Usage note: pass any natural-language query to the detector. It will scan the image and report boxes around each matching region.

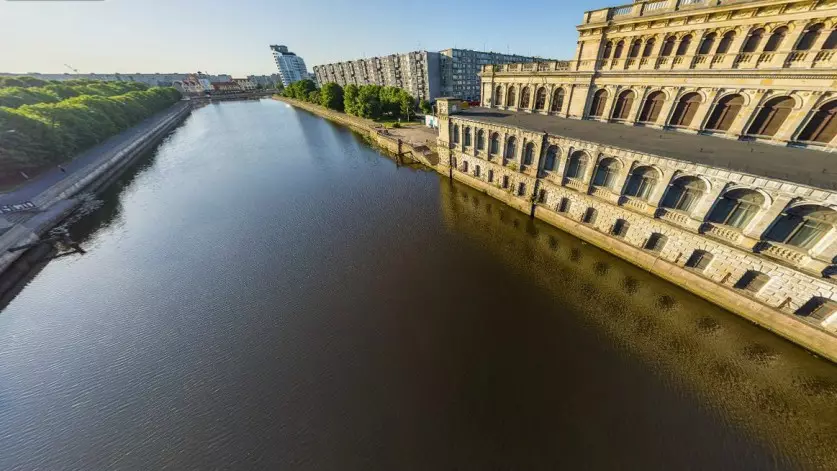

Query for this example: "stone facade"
[436,95,837,339]
[479,0,837,150]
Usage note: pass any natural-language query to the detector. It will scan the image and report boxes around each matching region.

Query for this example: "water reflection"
[438,179,837,469]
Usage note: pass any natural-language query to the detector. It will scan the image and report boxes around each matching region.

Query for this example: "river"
[1,99,836,470]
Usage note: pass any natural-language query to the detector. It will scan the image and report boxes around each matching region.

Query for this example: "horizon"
[0,0,615,77]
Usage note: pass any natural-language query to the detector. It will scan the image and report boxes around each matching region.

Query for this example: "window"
[746,96,794,138]
[735,270,770,293]
[462,161,468,173]
[602,41,614,59]
[520,87,531,108]
[669,92,703,127]
[764,27,788,52]
[742,28,765,53]
[506,86,516,107]
[624,166,658,201]
[543,145,558,171]
[716,31,735,54]
[488,169,494,183]
[476,130,485,150]
[538,189,547,203]
[708,189,764,229]
[583,207,598,224]
[642,38,656,58]
[489,133,500,155]
[523,142,535,166]
[558,197,571,213]
[796,297,837,320]
[535,87,547,110]
[505,136,517,161]
[661,176,705,213]
[464,127,471,146]
[612,90,635,121]
[452,124,459,144]
[698,32,716,55]
[502,175,510,189]
[765,205,836,250]
[638,91,665,124]
[551,88,565,113]
[612,219,630,238]
[592,158,620,189]
[494,86,503,106]
[613,40,625,59]
[705,94,744,132]
[589,89,608,118]
[566,151,589,179]
[795,23,824,51]
[675,35,692,56]
[685,250,713,271]
[628,39,642,58]
[661,36,677,56]
[796,100,837,144]
[644,233,667,252]
[517,182,527,196]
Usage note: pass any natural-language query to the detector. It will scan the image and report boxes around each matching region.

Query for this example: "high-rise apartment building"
[270,45,311,86]
[312,49,547,102]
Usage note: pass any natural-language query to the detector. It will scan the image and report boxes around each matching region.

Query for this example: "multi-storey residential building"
[435,0,837,345]
[233,78,257,91]
[439,49,549,101]
[270,45,311,86]
[313,49,549,102]
[248,74,282,88]
[313,51,441,101]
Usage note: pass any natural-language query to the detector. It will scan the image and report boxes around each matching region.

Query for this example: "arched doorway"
[506,86,516,108]
[746,96,795,138]
[589,89,608,118]
[612,90,636,120]
[797,100,837,144]
[669,92,703,127]
[520,87,531,109]
[705,94,744,132]
[551,88,565,113]
[494,86,503,106]
[638,91,665,124]
[535,87,547,110]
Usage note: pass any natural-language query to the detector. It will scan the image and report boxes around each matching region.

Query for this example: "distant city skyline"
[0,0,615,76]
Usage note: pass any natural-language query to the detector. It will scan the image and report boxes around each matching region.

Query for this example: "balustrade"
[704,223,743,244]
[565,178,588,192]
[622,197,649,213]
[658,208,691,227]
[758,241,810,265]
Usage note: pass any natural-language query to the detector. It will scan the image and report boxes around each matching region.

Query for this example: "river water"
[1,99,836,470]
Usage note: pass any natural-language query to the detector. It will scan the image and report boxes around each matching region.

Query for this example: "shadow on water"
[438,178,837,470]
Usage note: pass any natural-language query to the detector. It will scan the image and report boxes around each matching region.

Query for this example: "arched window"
[763,26,788,52]
[797,100,837,144]
[638,91,665,124]
[795,23,824,51]
[624,166,659,201]
[452,124,459,144]
[543,145,558,171]
[506,86,516,107]
[746,96,795,138]
[583,207,598,224]
[614,40,625,59]
[592,158,621,189]
[735,270,770,293]
[494,86,503,106]
[661,176,706,213]
[612,219,630,238]
[603,41,614,59]
[505,136,517,160]
[743,28,765,53]
[716,31,735,54]
[612,90,635,120]
[676,35,692,56]
[520,87,531,109]
[551,88,565,113]
[642,38,656,57]
[708,189,765,229]
[589,89,609,118]
[698,32,717,55]
[645,233,667,252]
[489,133,500,154]
[661,36,677,56]
[477,130,486,150]
[566,151,589,179]
[523,142,536,166]
[705,94,744,132]
[686,250,714,271]
[628,39,642,58]
[766,205,836,250]
[535,87,547,110]
[824,29,837,50]
[669,92,703,127]
[463,127,471,146]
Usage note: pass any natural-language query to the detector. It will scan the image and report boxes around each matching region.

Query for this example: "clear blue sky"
[1,0,616,76]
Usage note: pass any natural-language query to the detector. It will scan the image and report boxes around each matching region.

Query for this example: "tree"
[356,85,382,119]
[307,90,320,104]
[343,84,359,116]
[319,82,344,111]
[419,99,432,115]
[397,89,415,121]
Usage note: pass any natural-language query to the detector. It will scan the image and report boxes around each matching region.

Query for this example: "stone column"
[646,168,677,211]
[720,32,750,68]
[726,90,768,138]
[774,92,822,143]
[688,88,721,132]
[567,84,590,119]
[690,180,727,223]
[778,22,810,66]
[626,87,649,125]
[514,84,523,110]
[554,146,572,179]
[600,88,618,122]
[742,194,794,246]
[610,160,633,196]
[801,29,833,68]
[545,84,555,115]
[656,87,682,128]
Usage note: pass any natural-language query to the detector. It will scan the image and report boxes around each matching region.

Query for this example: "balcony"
[757,241,811,266]
[583,0,761,25]
[702,223,743,244]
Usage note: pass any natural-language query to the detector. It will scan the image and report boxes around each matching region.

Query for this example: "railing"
[522,63,535,71]
[622,197,648,212]
[585,0,760,25]
[643,0,668,13]
[758,241,809,265]
[612,5,633,16]
[787,51,808,63]
[590,186,612,199]
[756,52,774,65]
[672,56,685,65]
[733,53,753,68]
[814,50,834,63]
[704,223,742,244]
[565,178,587,192]
[711,54,725,66]
[680,0,705,6]
[694,55,709,65]
[658,208,691,227]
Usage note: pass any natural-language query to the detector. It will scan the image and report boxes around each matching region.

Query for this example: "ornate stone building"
[434,0,837,353]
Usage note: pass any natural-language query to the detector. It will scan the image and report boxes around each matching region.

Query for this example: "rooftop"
[455,107,837,190]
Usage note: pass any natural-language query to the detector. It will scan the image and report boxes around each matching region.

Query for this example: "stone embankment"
[0,102,193,277]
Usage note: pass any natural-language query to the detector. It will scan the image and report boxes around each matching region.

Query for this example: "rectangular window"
[583,207,598,224]
[612,219,629,238]
[645,233,667,253]
[502,175,510,189]
[685,250,713,271]
[558,197,571,213]
[488,170,494,183]
[517,182,527,196]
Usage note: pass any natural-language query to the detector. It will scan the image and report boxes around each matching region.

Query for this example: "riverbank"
[0,101,193,280]
[277,95,837,364]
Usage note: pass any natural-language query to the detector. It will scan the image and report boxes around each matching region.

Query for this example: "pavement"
[456,107,837,190]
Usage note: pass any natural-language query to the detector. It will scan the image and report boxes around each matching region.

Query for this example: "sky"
[0,0,616,77]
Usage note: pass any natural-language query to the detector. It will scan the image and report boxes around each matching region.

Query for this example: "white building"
[270,45,311,86]
[233,78,257,91]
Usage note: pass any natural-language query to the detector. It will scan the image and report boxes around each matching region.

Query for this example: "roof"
[454,107,837,190]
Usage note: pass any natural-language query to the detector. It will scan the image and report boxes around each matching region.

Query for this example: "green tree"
[343,84,359,116]
[419,99,432,115]
[319,82,344,111]
[356,85,382,119]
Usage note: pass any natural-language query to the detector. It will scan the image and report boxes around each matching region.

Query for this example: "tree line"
[0,79,150,109]
[1,78,182,171]
[280,80,433,121]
